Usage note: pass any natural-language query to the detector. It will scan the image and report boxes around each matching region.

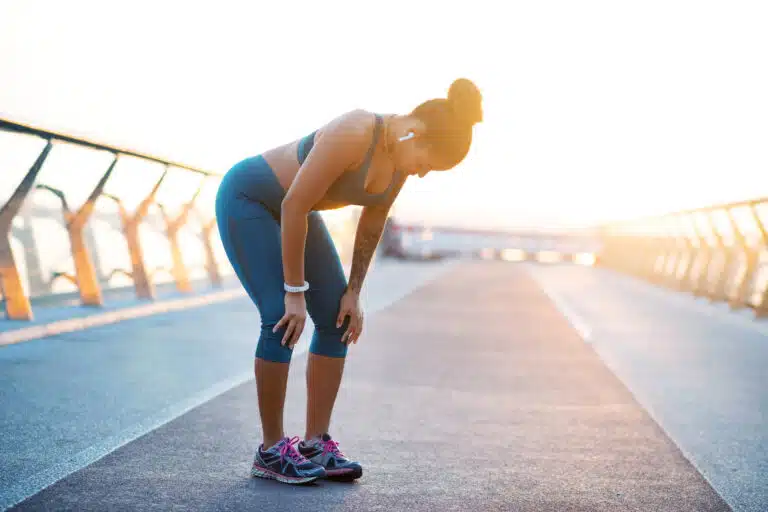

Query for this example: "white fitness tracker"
[284,281,310,293]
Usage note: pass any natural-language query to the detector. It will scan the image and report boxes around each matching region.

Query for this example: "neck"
[382,114,403,157]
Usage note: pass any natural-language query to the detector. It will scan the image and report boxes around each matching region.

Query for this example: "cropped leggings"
[215,155,349,363]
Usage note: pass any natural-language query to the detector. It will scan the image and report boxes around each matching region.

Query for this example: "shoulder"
[312,109,379,166]
[317,109,376,141]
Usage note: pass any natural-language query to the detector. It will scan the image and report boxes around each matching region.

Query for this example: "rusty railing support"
[698,209,727,301]
[720,207,748,306]
[103,168,168,300]
[732,204,767,310]
[0,141,53,320]
[34,154,118,306]
[200,216,223,288]
[676,214,701,292]
[661,216,686,288]
[157,181,204,294]
[753,206,768,317]
[689,214,713,297]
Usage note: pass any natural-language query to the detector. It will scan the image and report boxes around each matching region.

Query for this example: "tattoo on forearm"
[347,176,406,293]
[347,207,387,292]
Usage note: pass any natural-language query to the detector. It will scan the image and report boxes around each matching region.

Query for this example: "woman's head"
[391,78,483,177]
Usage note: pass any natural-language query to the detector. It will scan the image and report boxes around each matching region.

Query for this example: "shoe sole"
[325,467,363,481]
[251,465,321,485]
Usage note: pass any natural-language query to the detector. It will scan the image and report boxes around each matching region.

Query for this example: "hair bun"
[448,78,483,126]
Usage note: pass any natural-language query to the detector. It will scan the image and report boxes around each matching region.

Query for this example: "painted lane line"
[0,288,247,347]
[526,265,593,342]
[525,265,749,512]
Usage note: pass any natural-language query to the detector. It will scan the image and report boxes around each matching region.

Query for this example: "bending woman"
[215,78,483,485]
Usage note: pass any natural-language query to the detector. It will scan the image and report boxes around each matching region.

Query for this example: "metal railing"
[0,118,229,320]
[596,197,768,317]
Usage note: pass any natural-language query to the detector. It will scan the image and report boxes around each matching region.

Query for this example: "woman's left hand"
[337,288,364,344]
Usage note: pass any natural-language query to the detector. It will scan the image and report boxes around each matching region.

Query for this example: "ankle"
[262,435,285,450]
[304,432,324,444]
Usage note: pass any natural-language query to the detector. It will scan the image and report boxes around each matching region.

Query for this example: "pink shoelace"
[279,436,309,464]
[320,438,345,458]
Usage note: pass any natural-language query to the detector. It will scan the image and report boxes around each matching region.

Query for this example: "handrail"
[0,117,224,320]
[597,196,768,317]
[0,117,220,177]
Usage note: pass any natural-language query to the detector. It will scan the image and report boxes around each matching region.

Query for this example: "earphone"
[398,131,416,142]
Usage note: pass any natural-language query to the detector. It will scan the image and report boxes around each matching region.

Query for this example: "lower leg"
[305,352,346,440]
[255,357,290,448]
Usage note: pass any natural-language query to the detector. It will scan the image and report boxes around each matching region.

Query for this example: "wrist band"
[284,281,309,293]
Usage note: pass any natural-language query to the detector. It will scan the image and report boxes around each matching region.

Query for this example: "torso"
[260,110,402,211]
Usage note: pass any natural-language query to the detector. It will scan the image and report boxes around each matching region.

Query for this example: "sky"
[1,0,767,231]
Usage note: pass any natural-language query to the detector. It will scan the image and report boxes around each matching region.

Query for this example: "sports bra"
[296,114,403,207]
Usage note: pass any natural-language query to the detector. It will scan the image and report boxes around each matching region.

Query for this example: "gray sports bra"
[296,114,403,207]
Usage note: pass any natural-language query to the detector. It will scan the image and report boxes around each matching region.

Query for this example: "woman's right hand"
[274,292,307,349]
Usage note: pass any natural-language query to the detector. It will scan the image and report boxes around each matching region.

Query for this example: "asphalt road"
[7,261,731,511]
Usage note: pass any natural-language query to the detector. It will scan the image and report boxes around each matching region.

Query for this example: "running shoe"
[298,433,363,481]
[251,436,326,484]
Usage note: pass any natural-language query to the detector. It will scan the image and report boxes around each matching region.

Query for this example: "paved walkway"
[2,260,738,511]
[0,259,455,510]
[528,264,768,512]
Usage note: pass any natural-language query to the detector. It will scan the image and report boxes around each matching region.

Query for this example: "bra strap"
[358,114,382,172]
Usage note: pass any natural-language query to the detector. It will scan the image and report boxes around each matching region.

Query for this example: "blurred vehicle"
[379,218,452,261]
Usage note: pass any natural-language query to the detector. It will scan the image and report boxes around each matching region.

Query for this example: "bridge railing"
[0,118,359,321]
[596,197,768,317]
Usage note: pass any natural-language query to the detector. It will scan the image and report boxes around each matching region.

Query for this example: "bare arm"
[347,177,407,294]
[281,111,371,287]
[275,110,373,348]
[334,176,407,345]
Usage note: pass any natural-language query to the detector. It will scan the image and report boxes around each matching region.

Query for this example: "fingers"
[281,318,295,347]
[276,315,305,349]
[287,318,305,349]
[342,311,364,345]
[336,306,349,329]
[273,316,287,334]
[340,310,353,344]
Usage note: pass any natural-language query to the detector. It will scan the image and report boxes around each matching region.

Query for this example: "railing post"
[662,216,685,288]
[752,206,768,317]
[690,213,713,297]
[104,168,168,300]
[700,210,727,301]
[676,215,700,292]
[645,219,668,283]
[733,204,767,310]
[200,217,222,288]
[657,236,674,284]
[0,141,53,320]
[158,182,203,294]
[72,155,118,304]
[721,208,748,306]
[34,154,117,307]
[671,235,692,289]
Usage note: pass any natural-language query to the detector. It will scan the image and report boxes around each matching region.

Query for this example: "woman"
[215,78,482,485]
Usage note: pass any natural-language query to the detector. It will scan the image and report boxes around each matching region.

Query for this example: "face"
[396,140,432,178]
[393,119,449,178]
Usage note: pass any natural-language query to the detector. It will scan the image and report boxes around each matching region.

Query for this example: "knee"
[309,323,348,359]
[256,326,294,363]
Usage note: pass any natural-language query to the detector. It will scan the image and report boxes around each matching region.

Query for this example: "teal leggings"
[215,155,349,363]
